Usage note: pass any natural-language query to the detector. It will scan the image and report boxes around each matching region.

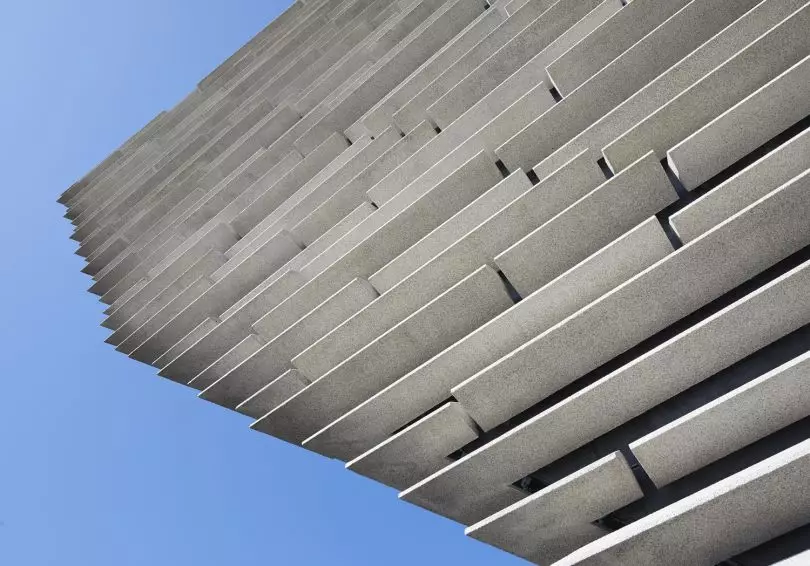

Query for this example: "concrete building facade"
[59,0,810,564]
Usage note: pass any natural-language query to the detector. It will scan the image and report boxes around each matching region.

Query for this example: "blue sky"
[0,1,525,564]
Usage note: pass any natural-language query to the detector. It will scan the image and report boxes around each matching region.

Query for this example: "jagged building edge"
[58,0,810,564]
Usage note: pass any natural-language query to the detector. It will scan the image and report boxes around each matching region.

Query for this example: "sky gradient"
[0,1,525,564]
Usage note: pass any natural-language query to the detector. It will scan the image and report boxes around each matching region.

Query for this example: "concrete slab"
[236,369,313,418]
[256,150,503,343]
[129,230,300,364]
[370,170,529,293]
[293,172,529,381]
[159,201,379,384]
[253,265,513,444]
[224,138,369,261]
[230,133,351,238]
[95,218,236,304]
[205,278,378,410]
[210,229,302,285]
[466,452,642,564]
[631,349,810,488]
[72,133,208,243]
[153,317,220,370]
[76,95,281,253]
[359,7,506,135]
[391,0,558,134]
[293,0,488,156]
[83,237,134,277]
[672,128,810,243]
[193,333,266,393]
[225,202,376,321]
[103,223,236,330]
[454,167,810,432]
[96,147,302,289]
[396,170,810,524]
[602,4,810,173]
[528,0,808,182]
[495,152,675,297]
[293,121,435,245]
[667,53,810,191]
[418,251,810,532]
[427,0,604,129]
[370,73,554,207]
[497,0,767,174]
[205,205,370,321]
[104,187,209,273]
[293,0,426,114]
[304,216,672,461]
[117,275,213,357]
[158,270,304,384]
[547,0,691,97]
[555,439,810,566]
[105,249,227,345]
[347,402,479,490]
[248,128,398,236]
[267,15,376,107]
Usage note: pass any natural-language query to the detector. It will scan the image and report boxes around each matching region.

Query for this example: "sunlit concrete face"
[59,0,810,564]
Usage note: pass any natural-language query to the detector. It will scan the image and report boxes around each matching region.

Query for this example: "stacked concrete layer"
[60,0,810,564]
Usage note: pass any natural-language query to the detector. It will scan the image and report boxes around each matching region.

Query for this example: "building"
[58,0,810,564]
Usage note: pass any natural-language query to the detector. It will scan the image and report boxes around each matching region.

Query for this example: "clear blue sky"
[0,1,525,564]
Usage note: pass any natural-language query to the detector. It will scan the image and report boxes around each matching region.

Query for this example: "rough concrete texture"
[236,368,312,419]
[62,0,810,562]
[399,174,810,524]
[209,277,378,410]
[253,265,513,444]
[292,172,529,382]
[671,126,810,242]
[454,167,810,431]
[497,0,775,175]
[555,439,810,566]
[466,452,642,565]
[494,152,676,297]
[631,348,810,488]
[667,52,810,190]
[426,0,605,129]
[602,4,810,173]
[346,402,479,490]
[304,216,672,462]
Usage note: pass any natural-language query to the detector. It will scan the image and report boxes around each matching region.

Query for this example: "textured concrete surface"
[392,0,558,135]
[631,349,810,488]
[547,0,691,95]
[494,152,675,297]
[671,126,810,242]
[293,172,528,382]
[426,0,604,129]
[466,452,642,565]
[603,4,810,172]
[304,216,672,462]
[528,0,806,182]
[236,368,312,419]
[454,166,810,431]
[555,439,810,566]
[347,402,478,490]
[668,52,810,190]
[215,277,380,411]
[254,265,513,444]
[398,174,810,525]
[369,170,529,294]
[62,0,810,562]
